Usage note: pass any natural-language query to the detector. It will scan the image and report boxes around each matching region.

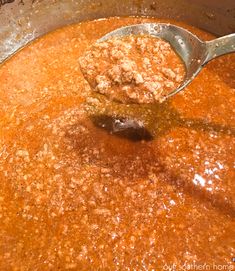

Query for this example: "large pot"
[0,1,234,269]
[0,0,235,64]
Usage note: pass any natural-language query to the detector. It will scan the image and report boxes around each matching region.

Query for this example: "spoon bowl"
[98,23,235,98]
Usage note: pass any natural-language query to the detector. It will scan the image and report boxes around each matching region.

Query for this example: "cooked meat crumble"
[79,35,185,103]
[0,17,234,271]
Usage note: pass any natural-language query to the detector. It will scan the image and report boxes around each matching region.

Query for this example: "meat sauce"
[0,17,234,270]
[79,35,185,103]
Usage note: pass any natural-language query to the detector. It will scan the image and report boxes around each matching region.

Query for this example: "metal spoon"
[98,23,235,99]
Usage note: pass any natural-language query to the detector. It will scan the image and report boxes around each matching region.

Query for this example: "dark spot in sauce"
[90,114,154,142]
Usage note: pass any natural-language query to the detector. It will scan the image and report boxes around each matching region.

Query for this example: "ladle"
[98,23,235,99]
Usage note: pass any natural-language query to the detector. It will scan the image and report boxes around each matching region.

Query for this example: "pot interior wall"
[0,0,235,63]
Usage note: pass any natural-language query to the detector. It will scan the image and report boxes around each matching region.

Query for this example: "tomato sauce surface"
[0,17,234,270]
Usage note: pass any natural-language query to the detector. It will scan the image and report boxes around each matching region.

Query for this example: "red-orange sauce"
[0,17,234,270]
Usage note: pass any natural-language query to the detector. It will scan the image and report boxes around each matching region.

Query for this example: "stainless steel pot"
[0,0,235,64]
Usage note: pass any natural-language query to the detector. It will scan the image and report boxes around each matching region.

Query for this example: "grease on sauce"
[0,17,234,270]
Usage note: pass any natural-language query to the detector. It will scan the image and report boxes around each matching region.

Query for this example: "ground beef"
[79,34,186,103]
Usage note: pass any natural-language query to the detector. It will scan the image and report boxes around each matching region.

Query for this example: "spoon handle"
[205,33,235,64]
